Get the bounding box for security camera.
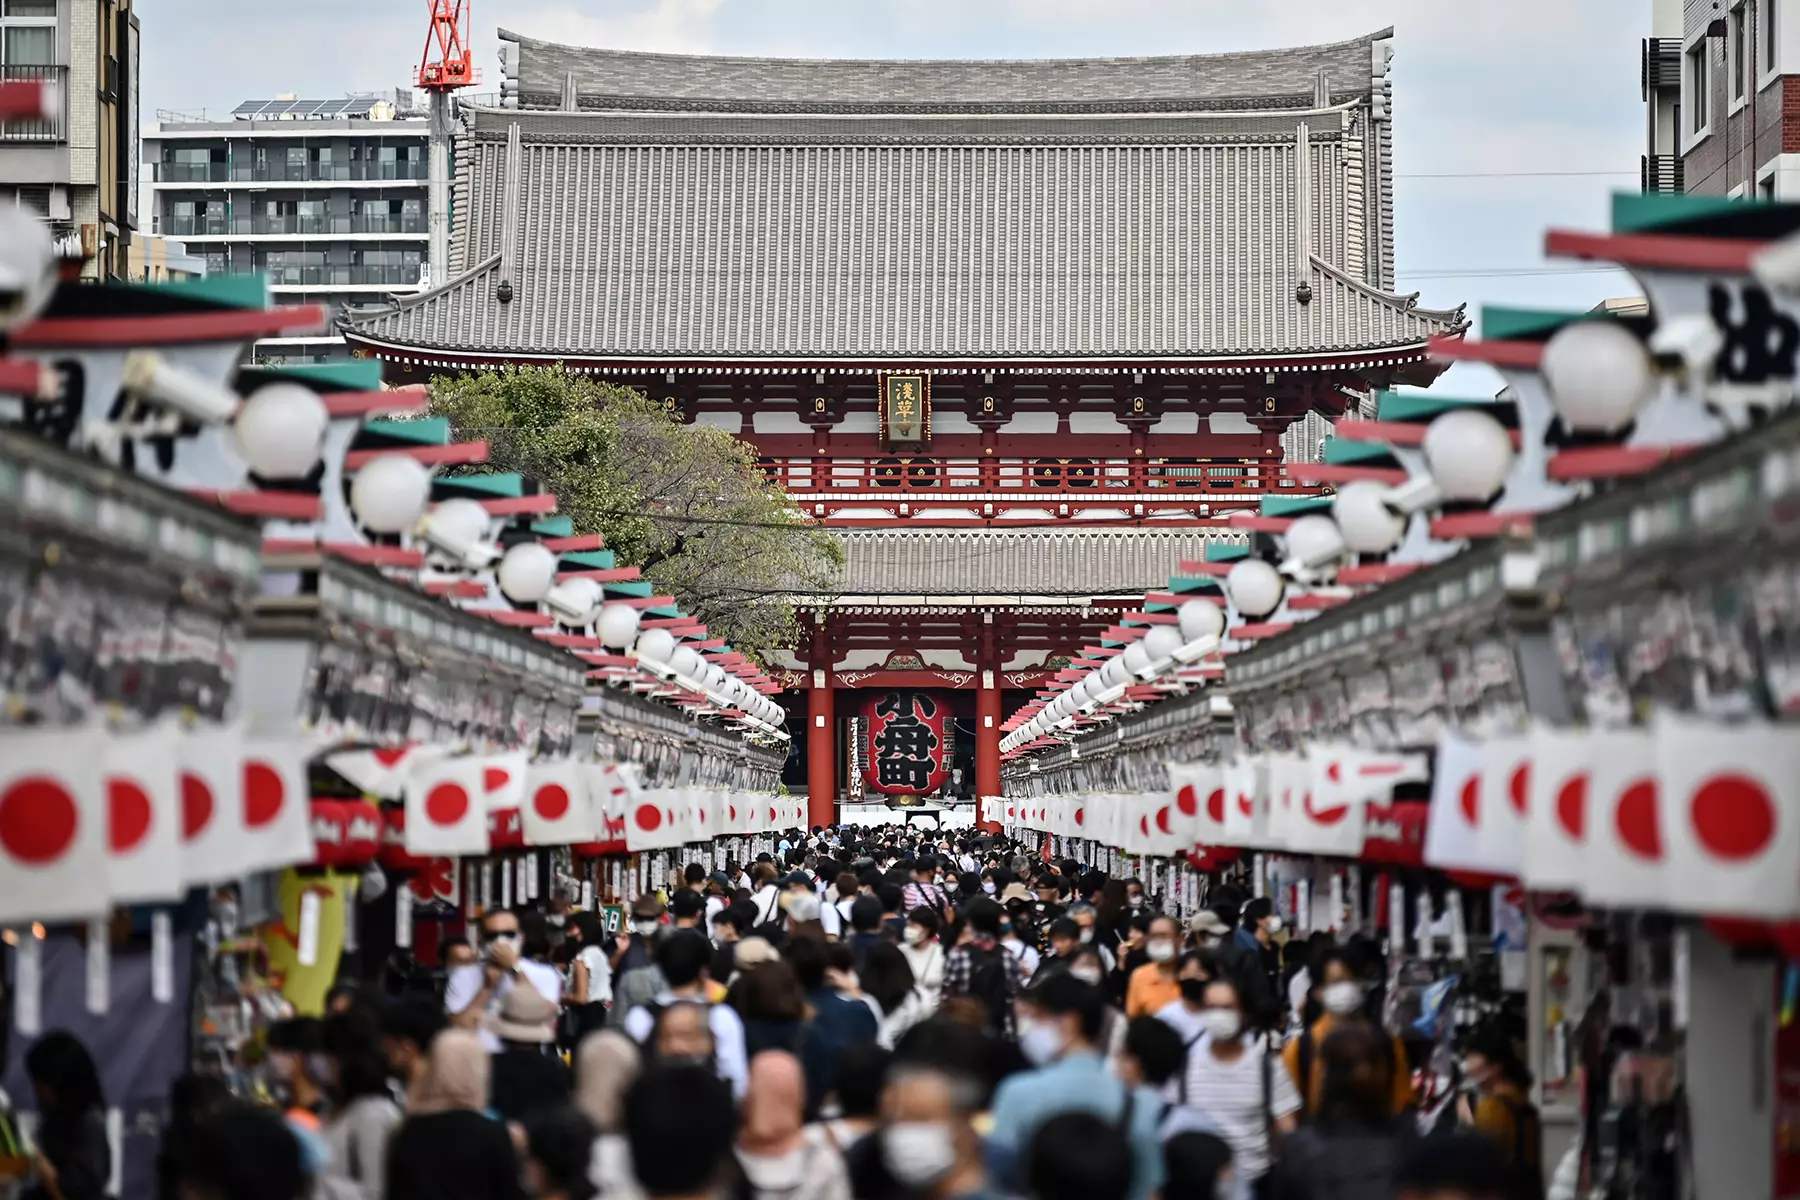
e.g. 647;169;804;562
1648;313;1725;380
1381;472;1442;517
416;498;500;570
120;351;240;425
544;577;604;627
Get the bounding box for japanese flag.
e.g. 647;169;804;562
482;750;527;819
626;789;682;852
1472;733;1533;877
324;744;445;799
522;760;593;847
1653;716;1800;918
241;734;317;872
180;723;256;886
1167;762;1227;850
1220;758;1266;847
105;724;183;903
1068;794;1088;839
1285;745;1371;858
1522;725;1591;892
1423;731;1486;873
586;765;628;844
1578;728;1666;910
403;754;490;856
0;725;110;924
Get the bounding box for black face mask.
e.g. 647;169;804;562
1179;977;1209;1006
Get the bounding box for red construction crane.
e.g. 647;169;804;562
416;0;478;91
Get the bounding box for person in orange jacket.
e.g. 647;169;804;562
1281;947;1414;1118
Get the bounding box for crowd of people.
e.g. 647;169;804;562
25;826;1551;1200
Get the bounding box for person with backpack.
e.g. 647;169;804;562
782;935;880;1117
940;898;1026;1037
1457;1025;1544;1200
902;857;952;919
749;863;786;937
1174;976;1300;1200
1280;948;1414;1120
1266;1023;1414;1200
621;931;749;1098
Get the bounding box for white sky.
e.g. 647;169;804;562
141;0;1649;393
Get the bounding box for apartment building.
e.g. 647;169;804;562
142;91;428;363
0;0;139;278
1675;0;1800;196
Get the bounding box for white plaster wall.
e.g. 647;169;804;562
933;410;978;433
694;411;743;432
1069;412;1127;433
1149;412;1200;434
753;411;810;433
999;412;1057;433
1209;412;1259;435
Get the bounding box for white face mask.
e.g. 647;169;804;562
1265;916;1284;935
904;925;929;946
1018;1019;1067;1066
883;1122;958;1186
1078;927;1094;943
1070;966;1104;986
1147;940;1176;963
1321;980;1364;1016
1200;1009;1243;1042
632;919;658;937
982;882;997;895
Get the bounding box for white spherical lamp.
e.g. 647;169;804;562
597;603;642;650
1541;320;1656;434
1143;625;1183;662
421;498;491;551
496;542;559;604
1332;480;1407;555
349;454;433;533
671;646;703;680
1422;408;1515;503
635;627;677;665
1122;642;1154;677
0;207;57;333
1283;514;1347;573
1177;598;1226;643
1101;656;1130;687
1226;558;1285;619
233;383;330;480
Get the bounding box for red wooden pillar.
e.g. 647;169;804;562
976;617;1003;831
806;618;836;828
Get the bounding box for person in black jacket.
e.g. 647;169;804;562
23;1032;109;1200
1268;1024;1414;1200
387;1030;524;1200
487;985;572;1124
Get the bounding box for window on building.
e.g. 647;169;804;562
1689;40;1711;132
1733;3;1749;100
1767;0;1781;76
0;0;54;69
1762;173;1779;199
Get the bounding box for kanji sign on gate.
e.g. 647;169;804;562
860;690;954;797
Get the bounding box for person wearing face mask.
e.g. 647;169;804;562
1176;977;1301;1199
875;1064;1000;1200
899;909;946;1015
987;974;1165;1200
607;898;670;1031
1219;900;1282;1034
447;909;564;1052
1125;915;1185;1018
1455;1025;1541;1188
732;1051;851;1200
1153;951;1219;1047
1281;948;1413;1120
1066;904;1116;972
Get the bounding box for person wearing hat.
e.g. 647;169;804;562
486;983;571;1124
1186;910;1230;949
608;896;670;1030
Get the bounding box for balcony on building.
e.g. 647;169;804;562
1643;36;1682;95
0;64;67;142
1642;153;1685;193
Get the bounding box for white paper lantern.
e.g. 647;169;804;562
1177;598;1226;643
636;627;677;665
496;542;559;604
233;383;330;480
671;646;703;679
1332;480;1407;555
1122;642;1154;676
1422;408;1515;502
1143;625;1183;662
1101;656;1131;687
1541;320;1657;434
420;498;491;556
547;578;604;627
1282;514;1347;574
1226;558;1285;619
597;604;642;650
349;454;433;533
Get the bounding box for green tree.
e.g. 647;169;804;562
429;365;842;661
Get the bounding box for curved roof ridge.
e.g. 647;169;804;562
1308;256;1469;325
341;253;502;326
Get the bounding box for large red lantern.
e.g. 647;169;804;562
860;690;954;797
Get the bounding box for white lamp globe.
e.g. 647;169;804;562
635;627;677;665
0;207;57;333
671;646;703;680
1226;558;1285;619
1122;642;1154;677
496;542;559;604
1143;625;1183;662
1101;656;1130;687
1072;678;1093;707
1332;480;1407;555
1422;408;1515;503
349;454;433;533
1177;598;1226;643
233;383;329;480
1284;514;1348;571
420;498;491;552
1541;320;1657;434
597;603;642;650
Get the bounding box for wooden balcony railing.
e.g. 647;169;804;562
759;456;1312;496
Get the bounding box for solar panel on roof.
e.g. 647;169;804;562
320;99;350;115
342;98;376;116
231;100;265;116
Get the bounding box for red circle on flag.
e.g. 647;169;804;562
426;783;470;825
0;777;77;864
1615;779;1663;860
181;773;214;840
109;779;153;853
634;804;662;832
1305;791;1348;826
484;767;511;793
1555;774;1587;839
1176;786;1198;817
533;784;571;822
1691;774;1776;861
1237;792;1253;817
1459;775;1481;826
1508;765;1531;817
244;762;285;828
1074;807;1085;826
1207;789;1226;824
1155;806;1172;834
373;747;411;767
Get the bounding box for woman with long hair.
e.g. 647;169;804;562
1267;1023;1410;1200
23;1031;108;1200
564;912;612;1044
732;960;810;1060
857;943;926;1047
319;1010;403;1200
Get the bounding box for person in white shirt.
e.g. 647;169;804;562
819;871;859;942
898;909;946;1015
748;863;784;933
1176;977;1300;1191
1000;918;1041;982
1153;950;1217;1047
622;930;749;1098
444;909;564;1053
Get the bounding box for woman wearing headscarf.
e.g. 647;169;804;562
732;1052;850;1200
385;1030;523;1200
574;1032;643;1200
